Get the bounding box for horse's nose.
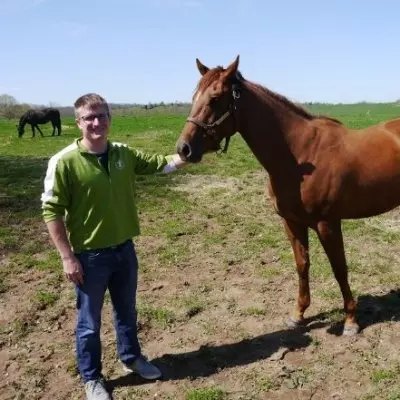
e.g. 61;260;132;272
177;141;192;160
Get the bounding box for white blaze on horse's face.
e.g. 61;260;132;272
190;85;223;126
177;56;241;162
189;90;206;121
193;91;202;106
191;89;212;120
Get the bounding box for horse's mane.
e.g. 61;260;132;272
248;81;343;124
196;67;313;120
196;67;246;94
18;111;31;128
317;116;343;124
195;66;224;94
246;81;312;120
196;68;343;126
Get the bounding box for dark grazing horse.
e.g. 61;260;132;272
176;56;400;336
17;108;61;137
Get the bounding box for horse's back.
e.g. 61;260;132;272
379;118;400;138
30;108;60;123
347;118;400;161
332;118;400;218
41;108;60;117
291;117;400;220
48;108;61;120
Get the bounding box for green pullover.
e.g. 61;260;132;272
41;139;174;252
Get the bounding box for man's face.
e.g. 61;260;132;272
76;104;111;142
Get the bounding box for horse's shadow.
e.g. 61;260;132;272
357;288;400;324
298;288;400;336
108;327;312;390
108;289;400;391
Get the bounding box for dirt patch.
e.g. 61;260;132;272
1;172;400;399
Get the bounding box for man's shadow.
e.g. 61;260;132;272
108;288;400;391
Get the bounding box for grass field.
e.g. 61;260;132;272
1;102;400;399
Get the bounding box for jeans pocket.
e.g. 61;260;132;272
86;250;113;270
77;251;105;271
88;251;103;259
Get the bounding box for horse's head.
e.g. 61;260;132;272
16;124;24;137
176;56;241;162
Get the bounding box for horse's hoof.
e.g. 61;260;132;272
343;324;360;336
286;316;302;329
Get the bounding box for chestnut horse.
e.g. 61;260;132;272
176;56;400;336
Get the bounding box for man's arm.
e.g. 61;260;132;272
46;219;84;285
131;147;187;175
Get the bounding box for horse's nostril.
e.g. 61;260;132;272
179;142;192;159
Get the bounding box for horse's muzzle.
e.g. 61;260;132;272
176;140;202;163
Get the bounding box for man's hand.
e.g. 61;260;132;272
62;255;84;285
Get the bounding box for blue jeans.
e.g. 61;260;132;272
75;240;141;383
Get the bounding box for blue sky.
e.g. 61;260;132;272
1;0;400;106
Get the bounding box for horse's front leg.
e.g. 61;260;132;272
283;218;310;329
316;220;359;335
36;125;44;137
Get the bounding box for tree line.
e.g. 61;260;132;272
0;94;192;119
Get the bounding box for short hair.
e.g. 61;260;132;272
74;93;111;117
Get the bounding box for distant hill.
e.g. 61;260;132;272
0;101;192;119
1;98;399;120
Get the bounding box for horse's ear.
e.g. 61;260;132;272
224;55;240;78
196;58;209;76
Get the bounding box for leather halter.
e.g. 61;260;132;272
185;85;241;154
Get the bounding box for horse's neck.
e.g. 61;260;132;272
18;117;27;129
237;86;309;177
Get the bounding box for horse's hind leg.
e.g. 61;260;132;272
283;219;310;329
316;220;359;335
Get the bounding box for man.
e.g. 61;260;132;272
41;93;186;400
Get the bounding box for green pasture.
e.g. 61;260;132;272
1;101;399;219
1;101;400;273
1;101;400;280
1;102;400;400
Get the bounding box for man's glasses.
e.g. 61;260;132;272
80;113;109;123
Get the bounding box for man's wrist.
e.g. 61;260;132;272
172;154;187;168
61;252;74;260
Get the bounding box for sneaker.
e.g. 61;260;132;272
84;378;111;400
122;356;162;380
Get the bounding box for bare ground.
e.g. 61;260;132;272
1;171;400;400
